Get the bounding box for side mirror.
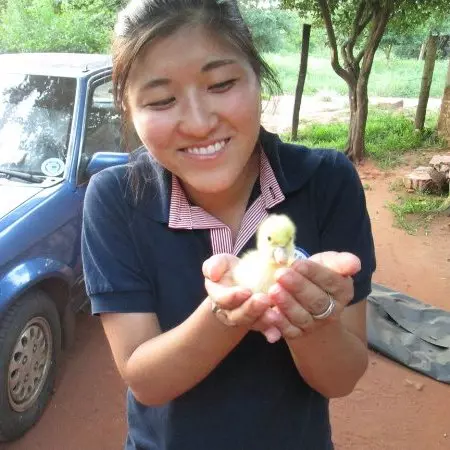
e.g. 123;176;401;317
85;152;129;178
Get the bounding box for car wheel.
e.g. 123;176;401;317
0;289;61;442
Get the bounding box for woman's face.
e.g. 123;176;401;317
126;25;261;200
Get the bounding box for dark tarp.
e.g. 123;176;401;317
367;283;450;384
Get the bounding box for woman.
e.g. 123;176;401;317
81;0;376;449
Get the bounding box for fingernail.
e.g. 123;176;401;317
294;261;308;276
277;269;293;284
266;328;282;343
202;261;210;277
238;290;252;300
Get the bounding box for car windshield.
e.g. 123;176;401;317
0;73;76;178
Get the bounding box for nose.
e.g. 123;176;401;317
179;90;218;137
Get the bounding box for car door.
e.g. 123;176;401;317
72;75;141;308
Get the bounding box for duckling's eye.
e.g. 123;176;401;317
267;236;272;242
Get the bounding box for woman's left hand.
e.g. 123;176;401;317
259;252;361;341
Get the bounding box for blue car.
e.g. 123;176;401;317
0;53;134;441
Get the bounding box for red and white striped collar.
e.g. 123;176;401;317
168;150;285;256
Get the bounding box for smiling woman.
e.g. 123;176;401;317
81;1;376;450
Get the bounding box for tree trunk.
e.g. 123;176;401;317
438;185;450;215
437;58;450;143
418;41;427;60
345;76;369;162
291;23;311;141
316;0;391;161
415;34;438;130
384;44;392;61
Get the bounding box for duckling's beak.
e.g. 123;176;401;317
273;246;289;265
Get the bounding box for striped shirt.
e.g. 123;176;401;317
168;150;285;256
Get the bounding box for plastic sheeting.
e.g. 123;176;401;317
367;283;450;384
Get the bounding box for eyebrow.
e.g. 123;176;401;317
201;59;237;72
139;59;237;91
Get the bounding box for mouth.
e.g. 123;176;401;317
181;138;230;158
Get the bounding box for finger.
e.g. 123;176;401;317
289;259;354;306
307;251;361;277
264;327;282;343
202;254;239;282
268;283;315;332
205;279;251;309
275;267;335;316
226;293;271;326
269;306;303;340
252;309;283;343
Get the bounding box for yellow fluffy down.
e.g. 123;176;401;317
232;214;297;294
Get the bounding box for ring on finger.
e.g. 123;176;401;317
211;299;237;327
311;293;336;320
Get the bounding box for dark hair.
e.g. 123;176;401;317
112;0;280;201
113;0;280;114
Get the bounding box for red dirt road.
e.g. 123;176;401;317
2;159;450;450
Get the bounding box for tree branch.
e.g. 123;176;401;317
355;47;365;65
345;0;366;63
360;5;391;78
348;9;373;62
317;0;353;86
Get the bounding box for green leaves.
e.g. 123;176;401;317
239;3;301;53
0;0;117;53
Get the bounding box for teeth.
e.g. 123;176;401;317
186;140;226;155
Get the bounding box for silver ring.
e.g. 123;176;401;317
211;301;221;314
210;299;236;327
311;294;336;320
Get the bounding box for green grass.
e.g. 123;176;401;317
388;194;447;234
284;110;444;168
264;53;448;98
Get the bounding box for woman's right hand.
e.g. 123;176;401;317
203;254;282;341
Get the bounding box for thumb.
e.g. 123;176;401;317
308;251;361;277
202;254;237;282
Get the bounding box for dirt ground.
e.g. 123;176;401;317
2;99;450;450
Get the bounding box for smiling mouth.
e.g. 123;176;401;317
182;138;230;156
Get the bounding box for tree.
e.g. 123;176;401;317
282;0;447;162
0;0;118;53
292;23;311;141
415;33;438;130
413;14;450;130
438;58;450;142
436;59;450;215
239;2;300;53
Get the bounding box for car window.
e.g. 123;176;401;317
82;80;141;158
0;74;76;176
82;81;122;156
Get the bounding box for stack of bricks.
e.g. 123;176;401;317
403;155;450;193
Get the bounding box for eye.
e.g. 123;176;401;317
267;236;272;242
209;78;238;93
146;97;176;110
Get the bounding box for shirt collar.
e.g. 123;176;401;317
168;149;284;230
134;127;323;224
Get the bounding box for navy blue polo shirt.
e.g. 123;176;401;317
81;128;376;450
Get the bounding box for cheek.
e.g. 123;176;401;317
224;85;261;128
132;110;175;151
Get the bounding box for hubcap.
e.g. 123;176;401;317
8;317;53;412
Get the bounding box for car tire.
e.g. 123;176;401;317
0;289;61;442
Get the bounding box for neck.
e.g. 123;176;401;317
182;151;259;234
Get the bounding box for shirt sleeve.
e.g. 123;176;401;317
81;168;156;314
316;151;376;304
